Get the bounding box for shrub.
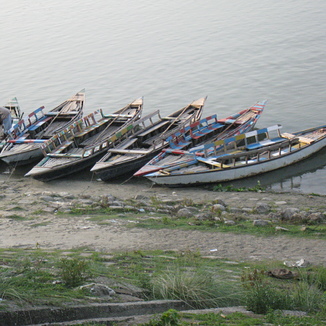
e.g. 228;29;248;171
58;257;92;288
242;269;290;314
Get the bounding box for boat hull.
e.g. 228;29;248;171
28;150;107;182
146;137;326;186
94;150;161;181
1;147;42;166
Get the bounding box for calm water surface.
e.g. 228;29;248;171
0;0;325;194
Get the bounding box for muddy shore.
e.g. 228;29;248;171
0;174;325;265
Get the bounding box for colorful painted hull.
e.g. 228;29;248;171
144;125;326;186
90;98;206;181
25;98;143;181
134;100;266;177
0;90;85;166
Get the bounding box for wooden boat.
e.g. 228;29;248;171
90;98;205;181
0;97;24;148
0;90;85;166
134;100;266;177
25;98;143;181
5;97;24;126
143;124;326;186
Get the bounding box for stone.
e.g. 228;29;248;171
307;212;325;223
212;204;226;212
253;219;270;226
275;201;287;205
213;198;227;207
224;220;235;225
254;202;271;214
281;208;300;220
79;283;116;297
267;268;298;279
134;194;149;200
176;208;194;218
195;212;214;221
228;207;244;214
275;226;289;231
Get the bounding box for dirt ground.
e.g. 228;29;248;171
0;174;325;266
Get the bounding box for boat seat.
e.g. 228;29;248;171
197;157;230;168
246;137;285;150
51;141;74;154
28;116;52;131
109;148;150;155
137;120;170;137
48;153;83;158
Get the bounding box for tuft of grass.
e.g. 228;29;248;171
151;266;241;309
241;269;291;314
58;257;92;288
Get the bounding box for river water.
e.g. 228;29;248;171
0;0;325;194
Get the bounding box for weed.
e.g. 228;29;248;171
58;257;92;288
140;309;182;326
213;181;265;193
242;269;291;313
291;281;324;312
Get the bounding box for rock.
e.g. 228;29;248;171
213;198;227;207
176;208;194;218
195;212;214;221
281;208;300;220
79;283;116;297
40;195;57;202
134;194;149;200
254;202;271;213
275;201;287;205
267;268;298;279
275;226;289;231
228;207;244;214
224;220;235;225
307;212;325;224
212;204;226;212
253;219;270;226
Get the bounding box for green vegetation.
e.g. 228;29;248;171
212;181;266;193
136;309;326;325
0;248;325;322
55;194;326;240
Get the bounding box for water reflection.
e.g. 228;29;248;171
216;147;326;195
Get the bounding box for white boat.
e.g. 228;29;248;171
143;124;326;186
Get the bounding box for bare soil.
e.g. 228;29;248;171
0;175;325;266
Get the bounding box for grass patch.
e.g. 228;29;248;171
137;309;326;326
0;248;325;323
134;216;326;240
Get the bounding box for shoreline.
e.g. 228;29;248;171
0;176;325;265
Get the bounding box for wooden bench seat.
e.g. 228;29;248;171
109;148;150;155
137;120;170;137
246;137;285;150
28;116;52;131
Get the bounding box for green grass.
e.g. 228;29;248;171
137;309;326;326
0;248;325;317
133;216;326;240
